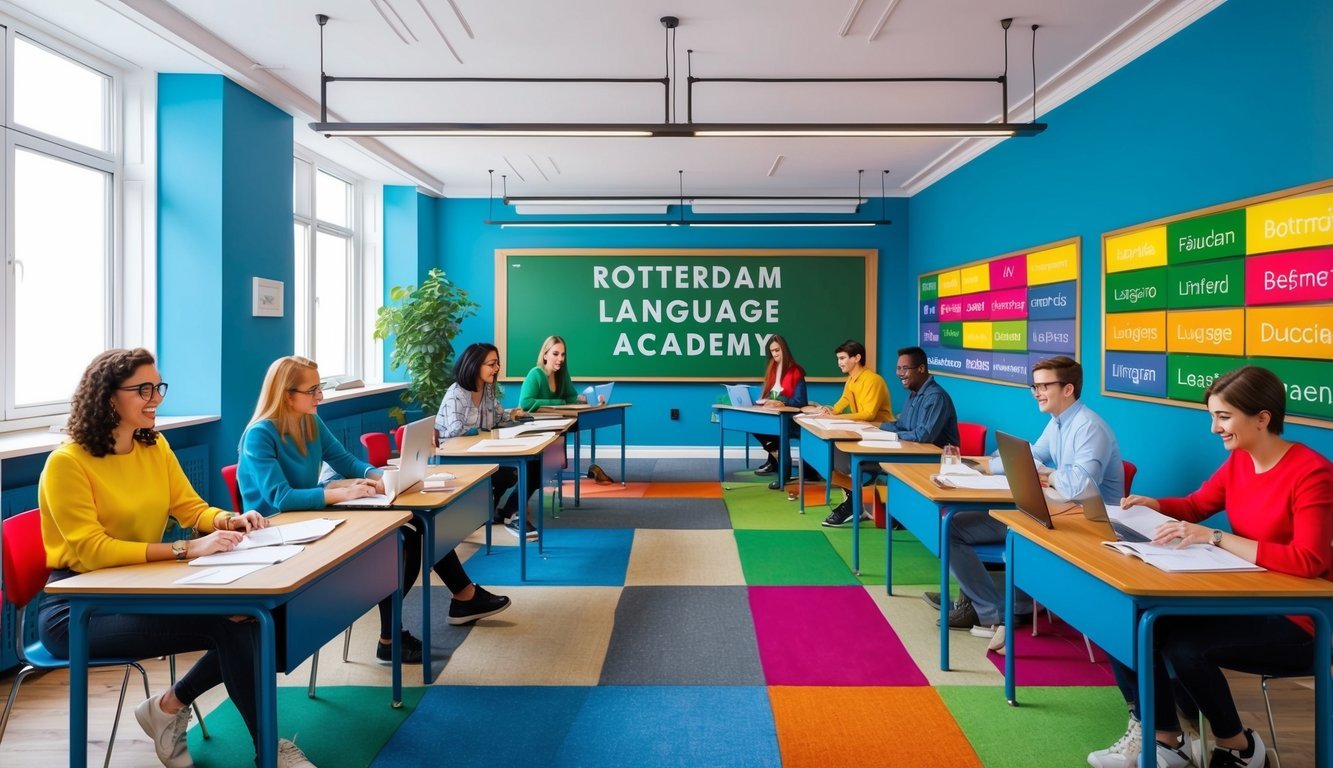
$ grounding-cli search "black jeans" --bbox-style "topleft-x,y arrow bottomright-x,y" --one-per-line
1109,614 -> 1314,739
376,519 -> 472,639
491,461 -> 542,521
39,571 -> 264,754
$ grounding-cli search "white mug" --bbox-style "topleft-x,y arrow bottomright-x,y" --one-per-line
380,468 -> 400,498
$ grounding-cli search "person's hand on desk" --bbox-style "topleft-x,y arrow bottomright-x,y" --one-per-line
598,395 -> 607,404
509,407 -> 527,420
576,394 -> 588,404
800,404 -> 830,415
325,478 -> 380,504
760,398 -> 783,409
218,510 -> 268,533
1120,494 -> 1161,511
1151,518 -> 1208,548
188,529 -> 246,558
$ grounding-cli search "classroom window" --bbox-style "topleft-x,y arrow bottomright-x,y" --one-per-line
294,158 -> 361,380
1,29 -> 118,423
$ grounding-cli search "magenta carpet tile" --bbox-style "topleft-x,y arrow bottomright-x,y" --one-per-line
747,586 -> 928,687
985,612 -> 1116,686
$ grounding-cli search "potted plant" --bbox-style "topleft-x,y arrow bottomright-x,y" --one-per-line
373,267 -> 478,422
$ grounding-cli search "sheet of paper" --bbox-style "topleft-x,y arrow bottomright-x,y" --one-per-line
468,437 -> 544,452
191,544 -> 305,566
934,474 -> 1011,490
496,419 -> 573,439
174,563 -> 271,585
940,463 -> 983,477
855,440 -> 902,449
235,518 -> 342,549
1106,504 -> 1174,540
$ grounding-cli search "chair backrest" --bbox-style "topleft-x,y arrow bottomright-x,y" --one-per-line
958,421 -> 987,456
1,509 -> 50,610
1122,460 -> 1137,496
220,463 -> 243,512
360,431 -> 391,467
394,424 -> 406,454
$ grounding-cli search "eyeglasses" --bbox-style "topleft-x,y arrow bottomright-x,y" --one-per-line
1029,381 -> 1065,393
894,365 -> 923,373
483,360 -> 502,368
118,382 -> 168,400
288,384 -> 324,396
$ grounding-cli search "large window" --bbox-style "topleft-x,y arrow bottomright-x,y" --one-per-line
2,32 -> 117,422
294,157 -> 361,380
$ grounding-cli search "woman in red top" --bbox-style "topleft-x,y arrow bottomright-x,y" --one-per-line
1089,366 -> 1333,768
752,335 -> 807,488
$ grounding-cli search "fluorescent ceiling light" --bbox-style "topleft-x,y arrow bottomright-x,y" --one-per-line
513,204 -> 669,215
311,122 -> 1045,139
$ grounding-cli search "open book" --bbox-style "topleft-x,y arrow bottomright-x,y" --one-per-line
496,418 -> 573,439
1102,540 -> 1264,572
234,518 -> 343,550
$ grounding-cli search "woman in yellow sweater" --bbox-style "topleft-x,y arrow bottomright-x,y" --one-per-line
36,348 -> 316,768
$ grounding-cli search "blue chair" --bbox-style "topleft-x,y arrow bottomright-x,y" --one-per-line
0,509 -> 150,767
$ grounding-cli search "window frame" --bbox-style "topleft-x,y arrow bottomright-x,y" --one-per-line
0,24 -> 120,427
293,150 -> 364,381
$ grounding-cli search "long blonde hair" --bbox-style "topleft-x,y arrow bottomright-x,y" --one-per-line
249,355 -> 319,455
535,335 -> 574,391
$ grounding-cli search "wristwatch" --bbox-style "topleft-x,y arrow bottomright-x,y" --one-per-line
1210,529 -> 1224,546
171,539 -> 188,561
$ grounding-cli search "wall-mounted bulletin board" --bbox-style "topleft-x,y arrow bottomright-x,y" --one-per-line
917,238 -> 1080,386
496,249 -> 876,381
1102,180 -> 1333,428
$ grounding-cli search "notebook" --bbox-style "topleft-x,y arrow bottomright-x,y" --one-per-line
334,416 -> 433,507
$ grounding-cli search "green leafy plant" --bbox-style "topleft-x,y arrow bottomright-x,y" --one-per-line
373,268 -> 478,421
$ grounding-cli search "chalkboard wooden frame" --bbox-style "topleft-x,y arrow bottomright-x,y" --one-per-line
495,248 -> 877,382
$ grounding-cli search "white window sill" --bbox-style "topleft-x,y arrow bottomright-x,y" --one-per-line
0,415 -> 220,461
320,381 -> 407,404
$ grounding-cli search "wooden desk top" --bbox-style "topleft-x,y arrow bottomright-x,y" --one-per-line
991,509 -> 1333,598
793,416 -> 942,456
45,510 -> 411,597
386,464 -> 498,509
712,404 -> 801,414
435,428 -> 565,457
885,463 -> 1015,504
793,414 -> 877,440
537,402 -> 631,413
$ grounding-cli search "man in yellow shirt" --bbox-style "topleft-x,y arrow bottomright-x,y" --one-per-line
807,339 -> 893,526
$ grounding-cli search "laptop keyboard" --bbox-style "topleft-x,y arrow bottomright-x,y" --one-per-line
1110,520 -> 1151,543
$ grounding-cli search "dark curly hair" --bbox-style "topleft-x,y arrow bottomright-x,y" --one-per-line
68,348 -> 160,457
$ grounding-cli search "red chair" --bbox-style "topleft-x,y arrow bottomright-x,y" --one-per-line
1123,460 -> 1137,495
394,425 -> 406,455
0,510 -> 150,765
220,463 -> 243,512
958,421 -> 987,456
360,432 -> 391,467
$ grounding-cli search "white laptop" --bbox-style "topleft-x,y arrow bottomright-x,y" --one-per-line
723,384 -> 754,407
334,416 -> 433,507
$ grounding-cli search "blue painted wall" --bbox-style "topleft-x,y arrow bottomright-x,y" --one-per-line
434,197 -> 913,445
158,74 -> 296,505
906,0 -> 1333,497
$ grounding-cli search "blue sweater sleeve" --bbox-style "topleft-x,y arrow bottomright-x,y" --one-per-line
786,378 -> 809,408
238,422 -> 327,516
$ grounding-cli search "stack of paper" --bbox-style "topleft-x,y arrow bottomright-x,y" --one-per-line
235,518 -> 342,550
496,419 -> 573,439
932,474 -> 1012,491
469,437 -> 545,452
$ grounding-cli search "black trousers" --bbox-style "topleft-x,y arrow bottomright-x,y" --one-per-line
491,461 -> 543,521
374,518 -> 472,639
1108,614 -> 1314,739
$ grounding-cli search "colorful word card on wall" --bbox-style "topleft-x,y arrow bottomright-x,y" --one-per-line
1102,180 -> 1333,428
918,237 -> 1080,386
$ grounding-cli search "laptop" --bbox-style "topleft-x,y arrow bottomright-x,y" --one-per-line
580,382 -> 614,404
994,431 -> 1151,543
334,416 -> 434,508
723,384 -> 754,407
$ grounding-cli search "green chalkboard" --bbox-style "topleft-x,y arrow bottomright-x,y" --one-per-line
497,249 -> 876,381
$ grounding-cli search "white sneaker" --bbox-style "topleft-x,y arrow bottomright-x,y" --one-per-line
134,691 -> 194,768
1088,715 -> 1141,768
987,624 -> 1007,654
278,737 -> 317,768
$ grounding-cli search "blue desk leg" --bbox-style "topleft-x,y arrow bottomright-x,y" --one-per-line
69,602 -> 90,768
797,446 -> 806,514
590,429 -> 598,477
255,610 -> 278,768
1137,611 -> 1159,768
777,416 -> 790,488
392,530 -> 403,705
573,428 -> 583,508
1004,530 -> 1017,706
718,413 -> 726,487
851,455 -> 864,576
415,522 -> 433,683
619,411 -> 626,488
940,505 -> 957,672
518,459 -> 529,581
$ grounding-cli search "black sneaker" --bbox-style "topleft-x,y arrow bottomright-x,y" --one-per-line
753,458 -> 776,476
448,585 -> 512,625
821,497 -> 855,527
1207,729 -> 1265,768
921,591 -> 943,610
503,516 -> 539,539
935,596 -> 980,631
375,630 -> 424,665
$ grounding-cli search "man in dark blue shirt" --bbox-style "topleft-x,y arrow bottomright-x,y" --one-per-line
881,346 -> 959,448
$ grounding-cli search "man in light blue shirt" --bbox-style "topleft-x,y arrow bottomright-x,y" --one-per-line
927,356 -> 1124,648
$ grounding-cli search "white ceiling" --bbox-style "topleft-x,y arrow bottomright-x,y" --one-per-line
7,0 -> 1220,197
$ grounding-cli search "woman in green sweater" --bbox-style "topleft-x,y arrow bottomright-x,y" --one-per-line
518,335 -> 600,411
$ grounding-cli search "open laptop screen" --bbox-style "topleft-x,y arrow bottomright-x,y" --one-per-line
994,430 -> 1054,529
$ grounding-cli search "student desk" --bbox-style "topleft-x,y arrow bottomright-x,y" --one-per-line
48,510 -> 411,768
991,509 -> 1333,768
883,463 -> 1015,671
792,415 -> 855,508
712,404 -> 800,488
841,439 -> 941,575
539,403 -> 630,507
378,464 -> 496,681
435,429 -> 568,581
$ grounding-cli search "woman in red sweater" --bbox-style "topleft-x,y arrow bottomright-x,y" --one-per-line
1089,366 -> 1333,768
752,335 -> 807,488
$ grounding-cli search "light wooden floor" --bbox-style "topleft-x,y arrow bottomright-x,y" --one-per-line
0,613 -> 1319,767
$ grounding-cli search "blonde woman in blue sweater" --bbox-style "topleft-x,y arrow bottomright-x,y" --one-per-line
238,356 -> 509,665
